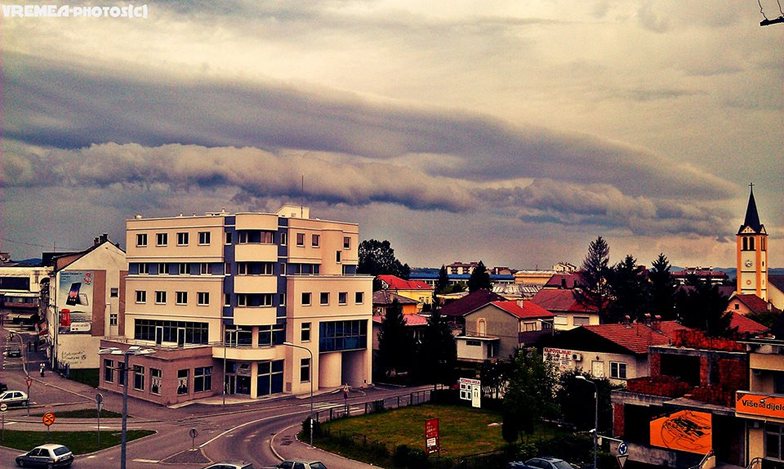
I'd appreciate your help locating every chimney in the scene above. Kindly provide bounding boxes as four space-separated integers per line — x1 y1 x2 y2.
517 299 524 308
100 233 108 243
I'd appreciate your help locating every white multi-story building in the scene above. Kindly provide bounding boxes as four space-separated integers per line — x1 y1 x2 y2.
99 205 373 405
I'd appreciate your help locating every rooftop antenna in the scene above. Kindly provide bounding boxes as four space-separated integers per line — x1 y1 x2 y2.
758 0 784 25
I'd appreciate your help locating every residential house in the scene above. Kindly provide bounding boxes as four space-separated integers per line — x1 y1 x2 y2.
377 274 434 310
457 300 554 362
672 267 728 286
372 290 419 317
530 288 600 330
727 293 781 316
440 289 505 327
542 321 689 385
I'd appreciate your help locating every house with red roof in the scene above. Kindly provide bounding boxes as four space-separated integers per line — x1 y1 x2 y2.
727 293 782 316
372 290 419 316
530 288 600 330
542 321 690 385
377 274 434 311
457 300 554 362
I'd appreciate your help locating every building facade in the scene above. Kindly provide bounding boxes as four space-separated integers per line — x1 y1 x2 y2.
98 206 373 405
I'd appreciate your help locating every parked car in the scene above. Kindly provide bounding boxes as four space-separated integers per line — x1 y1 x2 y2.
201 463 254 469
0 390 29 407
508 457 576 469
15 443 73 467
276 461 327 469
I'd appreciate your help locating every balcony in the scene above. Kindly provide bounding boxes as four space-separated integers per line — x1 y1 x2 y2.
211 344 285 361
233 276 277 293
233 306 277 326
234 243 278 262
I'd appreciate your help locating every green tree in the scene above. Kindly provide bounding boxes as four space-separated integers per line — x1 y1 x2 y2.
358 239 410 279
607 255 649 323
502 348 559 440
467 261 491 292
556 370 614 433
414 309 456 386
675 281 732 337
576 236 611 321
377 300 415 378
649 253 676 320
435 265 451 294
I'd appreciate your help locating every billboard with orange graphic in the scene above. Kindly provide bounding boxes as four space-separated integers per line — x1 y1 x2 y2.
650 410 712 455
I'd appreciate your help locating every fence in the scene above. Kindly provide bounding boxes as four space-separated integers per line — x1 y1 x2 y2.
312 389 432 423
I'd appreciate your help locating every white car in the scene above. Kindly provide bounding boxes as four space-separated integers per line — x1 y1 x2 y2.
16 443 73 467
0 390 29 407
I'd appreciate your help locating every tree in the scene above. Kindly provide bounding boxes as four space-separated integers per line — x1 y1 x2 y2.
556 370 614 433
675 281 732 337
502 348 559 440
377 300 415 378
358 239 410 279
649 253 676 320
435 265 450 294
606 255 649 323
413 309 456 386
467 261 491 292
576 236 611 321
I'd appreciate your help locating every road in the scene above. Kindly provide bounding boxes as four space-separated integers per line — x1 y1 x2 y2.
0 324 420 468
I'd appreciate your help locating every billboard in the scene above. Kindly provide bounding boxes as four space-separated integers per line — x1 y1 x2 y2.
58 271 94 333
736 391 784 419
650 410 712 455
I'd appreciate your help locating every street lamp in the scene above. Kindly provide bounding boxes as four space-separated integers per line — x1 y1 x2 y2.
576 375 598 469
282 341 314 446
98 346 155 469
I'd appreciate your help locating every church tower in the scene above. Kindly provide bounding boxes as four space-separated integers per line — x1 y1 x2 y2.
736 184 768 300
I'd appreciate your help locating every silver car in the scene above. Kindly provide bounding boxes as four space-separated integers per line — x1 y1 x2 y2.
0 390 29 407
276 461 327 469
16 443 73 467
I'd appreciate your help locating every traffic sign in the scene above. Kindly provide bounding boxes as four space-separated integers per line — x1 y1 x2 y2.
0 404 7 413
42 412 56 427
617 454 628 468
618 441 628 455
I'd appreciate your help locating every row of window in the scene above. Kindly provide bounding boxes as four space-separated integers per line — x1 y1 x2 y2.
132 262 219 275
131 261 350 276
741 235 767 252
137 231 211 247
134 319 210 345
301 291 364 306
135 290 210 306
103 360 212 394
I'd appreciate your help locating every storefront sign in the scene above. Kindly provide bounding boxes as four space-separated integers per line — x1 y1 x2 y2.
425 418 440 455
736 391 784 419
650 410 712 455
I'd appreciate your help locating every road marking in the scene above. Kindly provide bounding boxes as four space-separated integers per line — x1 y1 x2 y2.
200 409 308 449
132 459 160 463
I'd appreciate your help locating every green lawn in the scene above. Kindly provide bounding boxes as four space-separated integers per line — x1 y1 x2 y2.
31 409 123 419
321 404 506 458
0 429 155 454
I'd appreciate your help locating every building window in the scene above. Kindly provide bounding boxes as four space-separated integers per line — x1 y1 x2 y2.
150 368 161 395
237 262 274 275
110 288 119 298
236 293 273 307
336 251 341 263
225 232 232 244
296 233 305 246
135 319 209 345
280 232 287 246
224 294 231 307
320 292 329 305
302 292 312 306
610 362 627 379
355 292 364 304
178 263 189 275
138 263 149 275
773 372 784 394
522 322 536 332
343 237 351 249
301 322 311 342
319 320 368 352
103 359 114 383
156 233 168 246
573 316 590 326
198 231 210 245
136 233 147 247
279 293 286 307
177 369 189 394
197 292 209 306
177 232 189 245
133 365 145 391
312 234 320 247
194 367 212 392
135 290 146 304
466 340 481 347
157 263 169 275
765 424 784 460
257 360 284 396
200 263 211 275
300 358 311 383
176 291 188 305
155 291 167 304
110 313 118 326
338 292 347 305
258 323 285 346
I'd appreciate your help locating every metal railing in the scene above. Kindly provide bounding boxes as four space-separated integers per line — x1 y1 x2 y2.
312 389 432 423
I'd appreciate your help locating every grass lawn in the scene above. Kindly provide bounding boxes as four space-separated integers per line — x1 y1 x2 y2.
321 404 507 459
0 429 156 454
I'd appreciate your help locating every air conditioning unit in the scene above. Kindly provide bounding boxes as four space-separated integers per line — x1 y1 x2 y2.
572 353 583 361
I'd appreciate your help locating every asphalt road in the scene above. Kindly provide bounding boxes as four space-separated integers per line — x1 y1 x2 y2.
0 324 419 468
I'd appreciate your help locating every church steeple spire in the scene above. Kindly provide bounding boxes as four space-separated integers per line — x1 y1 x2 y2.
739 183 763 234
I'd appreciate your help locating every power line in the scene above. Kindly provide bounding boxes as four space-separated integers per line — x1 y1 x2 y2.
0 237 81 252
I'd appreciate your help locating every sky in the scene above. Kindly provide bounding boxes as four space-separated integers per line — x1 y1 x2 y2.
1 1 782 270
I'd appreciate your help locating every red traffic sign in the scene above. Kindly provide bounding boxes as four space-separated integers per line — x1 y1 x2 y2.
42 412 56 427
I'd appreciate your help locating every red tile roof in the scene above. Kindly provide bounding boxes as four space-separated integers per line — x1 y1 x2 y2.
531 288 598 313
729 312 769 335
372 313 428 327
732 294 781 314
377 275 433 291
582 321 689 354
544 272 583 289
440 289 505 318
486 300 554 319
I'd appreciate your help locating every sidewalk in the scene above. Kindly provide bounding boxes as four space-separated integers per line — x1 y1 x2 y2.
270 423 378 468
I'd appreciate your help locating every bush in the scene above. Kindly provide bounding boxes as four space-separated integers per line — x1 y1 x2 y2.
392 444 431 468
430 389 460 405
301 417 321 438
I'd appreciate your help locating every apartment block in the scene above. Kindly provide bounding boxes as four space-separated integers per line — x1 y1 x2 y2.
98 205 373 405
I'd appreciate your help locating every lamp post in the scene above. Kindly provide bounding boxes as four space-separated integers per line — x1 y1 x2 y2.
98 346 155 469
283 341 314 446
577 375 598 469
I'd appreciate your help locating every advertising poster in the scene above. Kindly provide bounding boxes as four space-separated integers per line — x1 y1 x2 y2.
650 410 712 455
58 271 94 333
